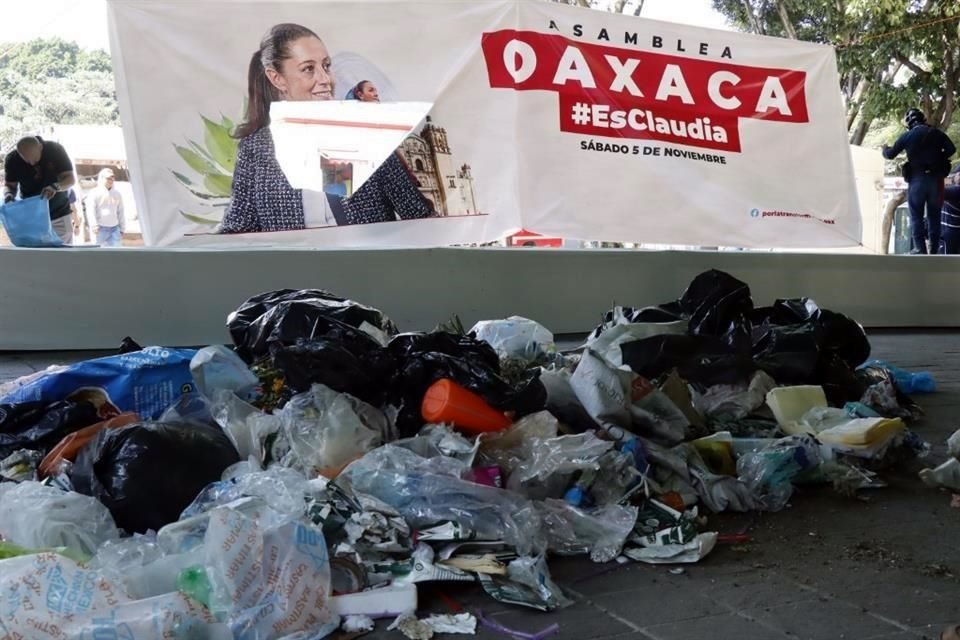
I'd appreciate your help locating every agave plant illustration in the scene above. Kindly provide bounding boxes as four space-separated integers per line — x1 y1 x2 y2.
172 114 238 225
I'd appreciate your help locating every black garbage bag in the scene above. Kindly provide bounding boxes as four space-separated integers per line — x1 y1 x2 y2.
70 420 240 534
385 332 546 437
619 334 756 386
228 289 398 360
118 336 144 354
676 270 754 348
0 400 100 460
751 298 871 402
751 322 821 383
752 298 870 369
269 334 397 406
388 332 502 370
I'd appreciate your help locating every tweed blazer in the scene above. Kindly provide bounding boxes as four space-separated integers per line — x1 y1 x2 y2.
220 127 433 233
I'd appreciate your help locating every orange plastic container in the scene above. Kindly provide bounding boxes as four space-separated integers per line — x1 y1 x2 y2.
421 379 512 434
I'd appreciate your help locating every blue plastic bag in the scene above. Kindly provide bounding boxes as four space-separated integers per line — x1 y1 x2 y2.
0 347 198 419
0 196 63 247
860 359 936 394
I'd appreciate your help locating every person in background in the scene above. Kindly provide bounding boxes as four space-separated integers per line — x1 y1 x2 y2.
84 168 125 247
941 165 960 254
67 188 82 243
882 108 956 254
346 80 380 102
3 136 77 245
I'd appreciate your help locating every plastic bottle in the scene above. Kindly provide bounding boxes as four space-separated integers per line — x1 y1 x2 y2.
177 566 212 607
563 468 597 507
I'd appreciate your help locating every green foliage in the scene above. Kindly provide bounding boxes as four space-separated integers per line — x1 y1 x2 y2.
710 0 960 141
0 38 118 152
172 114 238 226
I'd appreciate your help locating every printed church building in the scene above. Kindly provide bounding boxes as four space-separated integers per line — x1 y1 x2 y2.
401 116 479 217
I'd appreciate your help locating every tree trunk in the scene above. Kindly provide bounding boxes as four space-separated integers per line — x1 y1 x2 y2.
849 116 872 145
881 191 907 255
845 77 869 131
775 0 798 39
741 0 764 34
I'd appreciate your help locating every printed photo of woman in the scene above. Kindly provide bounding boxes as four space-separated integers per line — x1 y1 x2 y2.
345 80 380 102
220 23 434 234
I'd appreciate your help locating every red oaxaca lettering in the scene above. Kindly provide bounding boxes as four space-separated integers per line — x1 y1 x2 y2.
481 29 808 153
482 29 807 121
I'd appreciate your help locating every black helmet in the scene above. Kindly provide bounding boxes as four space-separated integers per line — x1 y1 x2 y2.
905 107 926 128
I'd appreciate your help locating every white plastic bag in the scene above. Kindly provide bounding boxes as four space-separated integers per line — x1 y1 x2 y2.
203 500 339 639
0 481 119 556
569 348 634 437
585 310 687 368
192 345 259 398
470 316 555 359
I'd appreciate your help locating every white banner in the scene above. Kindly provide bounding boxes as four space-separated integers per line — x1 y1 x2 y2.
107 0 860 248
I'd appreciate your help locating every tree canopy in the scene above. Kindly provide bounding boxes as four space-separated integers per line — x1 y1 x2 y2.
710 0 960 142
0 38 118 153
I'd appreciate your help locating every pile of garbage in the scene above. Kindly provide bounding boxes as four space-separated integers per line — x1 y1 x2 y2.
0 270 937 639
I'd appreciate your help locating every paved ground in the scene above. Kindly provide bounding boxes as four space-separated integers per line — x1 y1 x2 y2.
2 331 958 640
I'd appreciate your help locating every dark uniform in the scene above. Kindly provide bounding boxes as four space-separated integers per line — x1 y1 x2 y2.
883 109 956 254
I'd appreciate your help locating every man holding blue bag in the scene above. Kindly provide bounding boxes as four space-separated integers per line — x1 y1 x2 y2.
3 136 77 245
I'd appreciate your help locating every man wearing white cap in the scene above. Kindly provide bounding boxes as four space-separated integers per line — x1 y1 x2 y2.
84 168 125 247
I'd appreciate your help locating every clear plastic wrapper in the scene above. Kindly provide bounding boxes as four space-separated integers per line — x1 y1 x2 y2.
89 533 205 600
0 553 224 639
212 389 281 462
691 370 776 420
643 440 761 512
535 500 638 562
395 424 479 465
479 412 613 500
505 432 614 499
735 435 824 511
181 465 313 519
342 445 546 555
0 481 119 557
470 316 555 359
276 384 392 476
479 555 572 611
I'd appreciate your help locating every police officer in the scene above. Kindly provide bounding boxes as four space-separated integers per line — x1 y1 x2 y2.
942 165 960 254
883 108 956 254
